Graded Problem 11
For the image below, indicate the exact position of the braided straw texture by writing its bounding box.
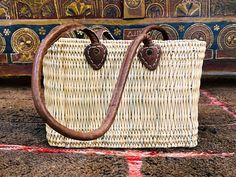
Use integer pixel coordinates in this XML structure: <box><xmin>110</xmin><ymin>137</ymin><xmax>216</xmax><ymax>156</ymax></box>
<box><xmin>43</xmin><ymin>39</ymin><xmax>206</xmax><ymax>148</ymax></box>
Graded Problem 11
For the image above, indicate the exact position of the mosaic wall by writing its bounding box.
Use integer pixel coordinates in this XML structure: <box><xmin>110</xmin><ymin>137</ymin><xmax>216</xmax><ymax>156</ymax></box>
<box><xmin>0</xmin><ymin>0</ymin><xmax>123</xmax><ymax>19</ymax></box>
<box><xmin>0</xmin><ymin>0</ymin><xmax>235</xmax><ymax>65</ymax></box>
<box><xmin>0</xmin><ymin>0</ymin><xmax>235</xmax><ymax>19</ymax></box>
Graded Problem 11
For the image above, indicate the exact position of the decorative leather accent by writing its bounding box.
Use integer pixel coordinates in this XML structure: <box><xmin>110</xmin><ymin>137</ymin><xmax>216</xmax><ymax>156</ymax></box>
<box><xmin>84</xmin><ymin>43</ymin><xmax>107</xmax><ymax>70</ymax></box>
<box><xmin>138</xmin><ymin>44</ymin><xmax>161</xmax><ymax>70</ymax></box>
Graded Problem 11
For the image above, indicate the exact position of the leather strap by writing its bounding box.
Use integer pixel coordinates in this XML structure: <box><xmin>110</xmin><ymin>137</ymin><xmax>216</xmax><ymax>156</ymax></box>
<box><xmin>32</xmin><ymin>23</ymin><xmax>169</xmax><ymax>141</ymax></box>
<box><xmin>92</xmin><ymin>28</ymin><xmax>115</xmax><ymax>40</ymax></box>
<box><xmin>137</xmin><ymin>25</ymin><xmax>169</xmax><ymax>70</ymax></box>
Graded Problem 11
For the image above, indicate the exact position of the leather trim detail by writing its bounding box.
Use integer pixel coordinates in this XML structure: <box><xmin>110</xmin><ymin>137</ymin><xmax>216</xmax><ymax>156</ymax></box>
<box><xmin>84</xmin><ymin>43</ymin><xmax>107</xmax><ymax>70</ymax></box>
<box><xmin>138</xmin><ymin>45</ymin><xmax>161</xmax><ymax>70</ymax></box>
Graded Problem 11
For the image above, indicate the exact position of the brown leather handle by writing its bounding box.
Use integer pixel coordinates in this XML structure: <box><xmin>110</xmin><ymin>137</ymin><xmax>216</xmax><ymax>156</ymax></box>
<box><xmin>91</xmin><ymin>28</ymin><xmax>115</xmax><ymax>40</ymax></box>
<box><xmin>142</xmin><ymin>25</ymin><xmax>169</xmax><ymax>46</ymax></box>
<box><xmin>32</xmin><ymin>23</ymin><xmax>169</xmax><ymax>141</ymax></box>
<box><xmin>32</xmin><ymin>23</ymin><xmax>110</xmax><ymax>141</ymax></box>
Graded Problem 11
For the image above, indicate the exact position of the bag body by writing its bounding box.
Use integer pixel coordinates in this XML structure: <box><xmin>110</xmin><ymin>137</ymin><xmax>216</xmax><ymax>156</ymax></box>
<box><xmin>43</xmin><ymin>38</ymin><xmax>206</xmax><ymax>148</ymax></box>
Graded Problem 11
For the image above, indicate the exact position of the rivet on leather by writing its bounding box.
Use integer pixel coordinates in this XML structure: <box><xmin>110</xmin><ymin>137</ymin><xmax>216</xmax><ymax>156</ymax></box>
<box><xmin>137</xmin><ymin>45</ymin><xmax>161</xmax><ymax>71</ymax></box>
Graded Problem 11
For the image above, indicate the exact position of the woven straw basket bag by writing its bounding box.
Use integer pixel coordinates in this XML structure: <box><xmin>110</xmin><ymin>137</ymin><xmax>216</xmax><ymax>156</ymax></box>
<box><xmin>32</xmin><ymin>23</ymin><xmax>206</xmax><ymax>148</ymax></box>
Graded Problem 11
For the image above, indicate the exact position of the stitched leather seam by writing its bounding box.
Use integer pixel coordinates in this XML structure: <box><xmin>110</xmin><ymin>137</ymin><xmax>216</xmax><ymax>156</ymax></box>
<box><xmin>139</xmin><ymin>46</ymin><xmax>160</xmax><ymax>68</ymax></box>
<box><xmin>86</xmin><ymin>44</ymin><xmax>106</xmax><ymax>68</ymax></box>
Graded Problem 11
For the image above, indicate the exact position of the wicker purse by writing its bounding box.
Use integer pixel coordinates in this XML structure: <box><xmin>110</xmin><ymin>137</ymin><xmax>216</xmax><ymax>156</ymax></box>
<box><xmin>32</xmin><ymin>23</ymin><xmax>206</xmax><ymax>148</ymax></box>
